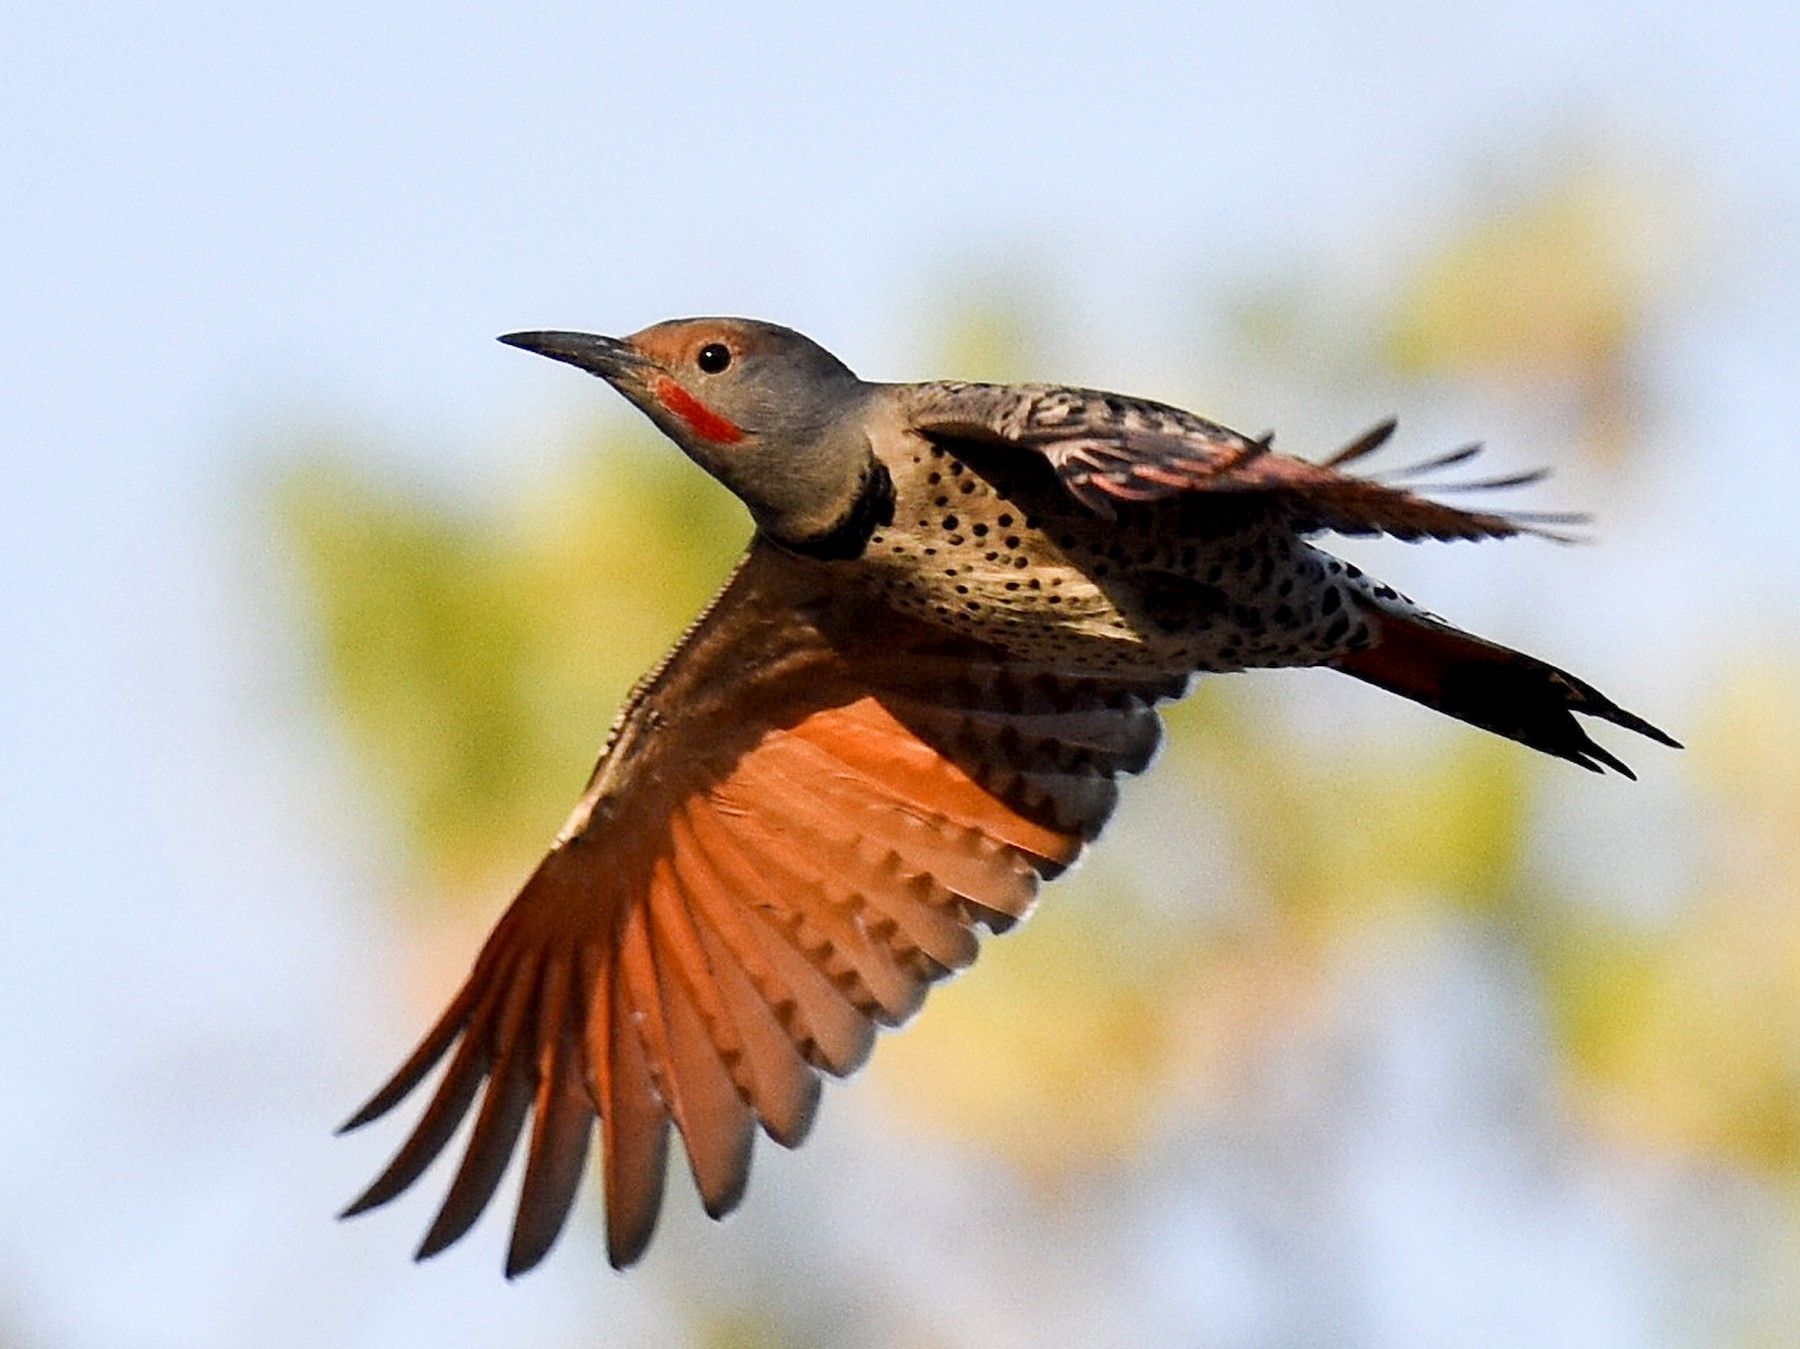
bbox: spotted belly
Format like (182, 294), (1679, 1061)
(853, 436), (1378, 675)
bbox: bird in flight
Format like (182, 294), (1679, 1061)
(340, 318), (1676, 1275)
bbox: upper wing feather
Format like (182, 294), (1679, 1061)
(902, 381), (1583, 542)
(340, 540), (1181, 1274)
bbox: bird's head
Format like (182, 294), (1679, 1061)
(501, 318), (886, 553)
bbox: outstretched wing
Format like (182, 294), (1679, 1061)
(340, 541), (1183, 1275)
(903, 381), (1583, 542)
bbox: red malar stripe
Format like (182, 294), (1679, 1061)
(653, 377), (745, 445)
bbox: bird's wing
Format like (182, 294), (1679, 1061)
(340, 540), (1184, 1275)
(902, 381), (1583, 542)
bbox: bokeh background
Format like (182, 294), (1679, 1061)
(6, 4), (1800, 1346)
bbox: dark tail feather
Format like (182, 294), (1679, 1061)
(1334, 609), (1680, 778)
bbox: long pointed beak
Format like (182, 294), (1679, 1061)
(498, 330), (657, 383)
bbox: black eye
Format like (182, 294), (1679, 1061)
(696, 343), (732, 374)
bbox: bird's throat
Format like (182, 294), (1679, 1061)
(779, 459), (896, 561)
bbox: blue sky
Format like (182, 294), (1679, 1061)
(4, 3), (1799, 1346)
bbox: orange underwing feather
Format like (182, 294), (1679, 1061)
(340, 1033), (490, 1219)
(414, 949), (544, 1258)
(742, 735), (1038, 927)
(714, 807), (926, 1024)
(795, 697), (1080, 864)
(640, 867), (755, 1214)
(643, 859), (746, 1076)
(506, 961), (592, 1277)
(670, 814), (821, 1145)
(338, 973), (484, 1135)
(600, 961), (669, 1269)
(680, 799), (877, 1076)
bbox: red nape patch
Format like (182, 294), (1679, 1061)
(652, 377), (744, 445)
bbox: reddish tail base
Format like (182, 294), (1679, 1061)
(1335, 608), (1679, 778)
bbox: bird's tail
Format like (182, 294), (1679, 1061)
(1333, 607), (1680, 777)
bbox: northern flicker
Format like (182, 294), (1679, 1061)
(340, 317), (1677, 1275)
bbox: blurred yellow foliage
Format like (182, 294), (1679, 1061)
(693, 1307), (792, 1349)
(1165, 680), (1532, 938)
(932, 294), (1046, 385)
(871, 877), (1188, 1180)
(1385, 167), (1678, 464)
(1387, 170), (1661, 384)
(1547, 664), (1800, 1170)
(277, 430), (748, 894)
